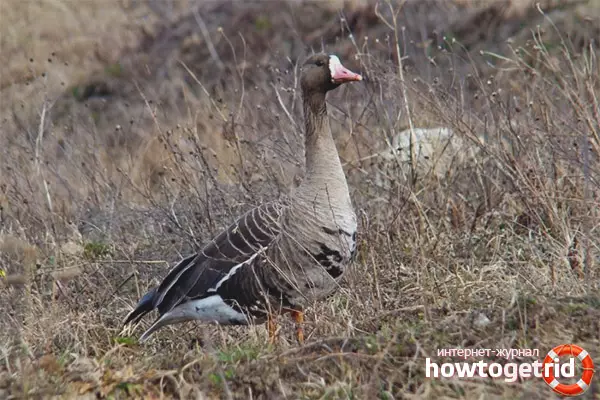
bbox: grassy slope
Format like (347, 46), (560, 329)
(1, 0), (599, 399)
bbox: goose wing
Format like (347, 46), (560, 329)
(123, 202), (283, 329)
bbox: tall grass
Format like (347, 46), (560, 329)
(0, 1), (598, 398)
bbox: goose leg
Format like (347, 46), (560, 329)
(267, 314), (279, 344)
(291, 310), (304, 344)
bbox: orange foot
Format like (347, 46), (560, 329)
(291, 310), (304, 344)
(267, 314), (279, 344)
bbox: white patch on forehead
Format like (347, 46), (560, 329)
(329, 55), (341, 78)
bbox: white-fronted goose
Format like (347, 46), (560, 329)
(124, 54), (363, 343)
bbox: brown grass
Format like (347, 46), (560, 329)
(1, 1), (599, 399)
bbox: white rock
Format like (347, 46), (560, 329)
(373, 127), (480, 186)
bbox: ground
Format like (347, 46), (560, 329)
(1, 0), (599, 399)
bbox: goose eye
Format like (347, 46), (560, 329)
(315, 60), (325, 67)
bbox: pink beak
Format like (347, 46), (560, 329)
(330, 60), (363, 84)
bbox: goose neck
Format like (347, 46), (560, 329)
(296, 91), (350, 205)
(302, 92), (338, 174)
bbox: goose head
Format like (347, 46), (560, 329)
(301, 54), (362, 94)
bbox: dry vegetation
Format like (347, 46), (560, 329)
(1, 0), (600, 398)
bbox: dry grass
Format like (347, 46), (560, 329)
(1, 1), (600, 399)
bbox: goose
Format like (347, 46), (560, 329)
(123, 54), (363, 343)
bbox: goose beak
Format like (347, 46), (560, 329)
(330, 56), (363, 84)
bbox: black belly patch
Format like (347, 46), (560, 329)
(319, 243), (342, 262)
(312, 243), (344, 278)
(326, 265), (343, 278)
(350, 231), (357, 260)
